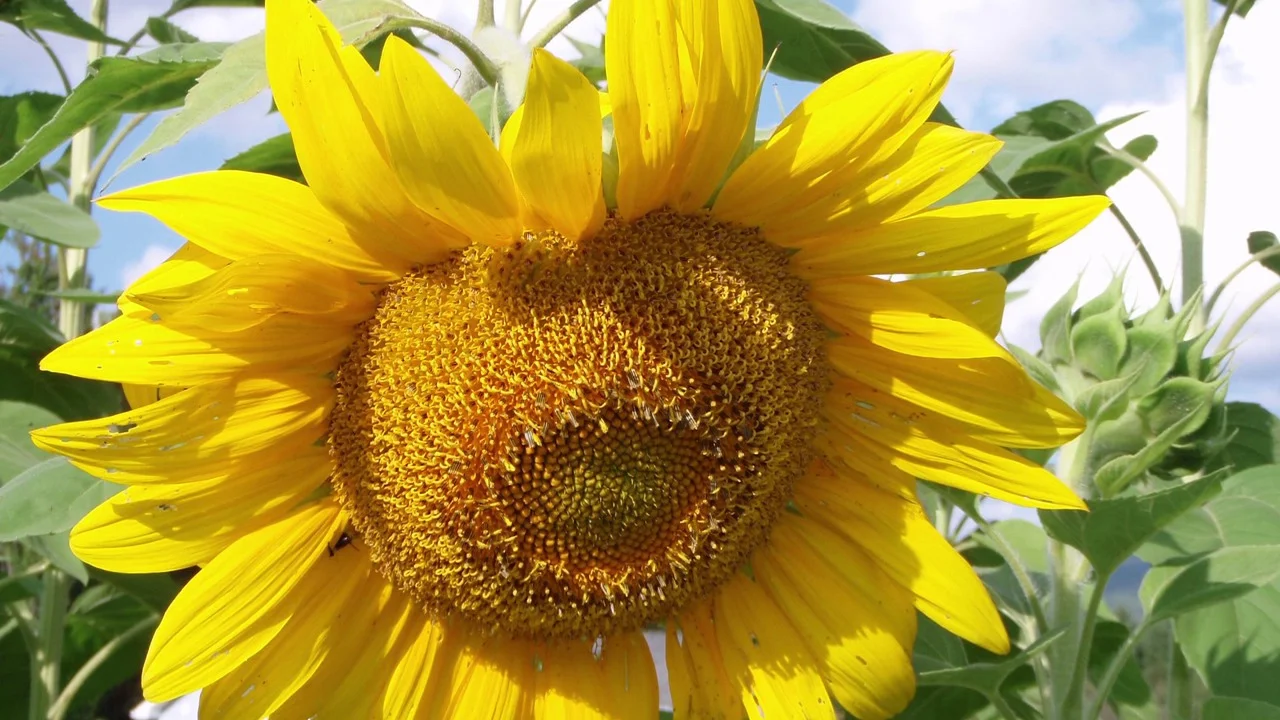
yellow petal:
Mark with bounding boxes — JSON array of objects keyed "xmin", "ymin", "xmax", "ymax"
[
  {"xmin": 533, "ymin": 640, "xmax": 609, "ymax": 718},
  {"xmin": 598, "ymin": 632, "xmax": 660, "ymax": 720},
  {"xmin": 714, "ymin": 573, "xmax": 836, "ymax": 720},
  {"xmin": 606, "ymin": 0, "xmax": 682, "ymax": 218},
  {"xmin": 70, "ymin": 450, "xmax": 331, "ymax": 572},
  {"xmin": 757, "ymin": 516, "xmax": 917, "ymax": 720},
  {"xmin": 379, "ymin": 36, "xmax": 520, "ymax": 246},
  {"xmin": 142, "ymin": 499, "xmax": 346, "ymax": 701},
  {"xmin": 715, "ymin": 51, "xmax": 953, "ymax": 229},
  {"xmin": 125, "ymin": 254, "xmax": 375, "ymax": 334},
  {"xmin": 377, "ymin": 615, "xmax": 448, "ymax": 720},
  {"xmin": 424, "ymin": 631, "xmax": 533, "ymax": 719},
  {"xmin": 794, "ymin": 459, "xmax": 1009, "ymax": 654},
  {"xmin": 792, "ymin": 196, "xmax": 1111, "ymax": 276},
  {"xmin": 822, "ymin": 398, "xmax": 1086, "ymax": 510},
  {"xmin": 758, "ymin": 124, "xmax": 1002, "ymax": 246},
  {"xmin": 667, "ymin": 0, "xmax": 763, "ymax": 211},
  {"xmin": 264, "ymin": 0, "xmax": 461, "ymax": 262},
  {"xmin": 810, "ymin": 275, "xmax": 1011, "ymax": 360},
  {"xmin": 902, "ymin": 272, "xmax": 1007, "ymax": 337},
  {"xmin": 39, "ymin": 311, "xmax": 352, "ymax": 386},
  {"xmin": 827, "ymin": 339, "xmax": 1084, "ymax": 448},
  {"xmin": 197, "ymin": 547, "xmax": 368, "ymax": 719},
  {"xmin": 510, "ymin": 49, "xmax": 606, "ymax": 241},
  {"xmin": 269, "ymin": 578, "xmax": 413, "ymax": 720},
  {"xmin": 667, "ymin": 599, "xmax": 741, "ymax": 720},
  {"xmin": 98, "ymin": 171, "xmax": 405, "ymax": 283},
  {"xmin": 32, "ymin": 375, "xmax": 332, "ymax": 483}
]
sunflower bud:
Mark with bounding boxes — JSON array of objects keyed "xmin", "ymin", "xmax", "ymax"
[{"xmin": 1032, "ymin": 279, "xmax": 1228, "ymax": 496}]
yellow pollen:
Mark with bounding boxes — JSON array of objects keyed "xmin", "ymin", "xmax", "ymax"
[{"xmin": 329, "ymin": 210, "xmax": 828, "ymax": 639}]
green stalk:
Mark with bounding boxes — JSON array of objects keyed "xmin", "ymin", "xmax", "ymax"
[
  {"xmin": 1045, "ymin": 431, "xmax": 1093, "ymax": 719},
  {"xmin": 528, "ymin": 0, "xmax": 604, "ymax": 49},
  {"xmin": 58, "ymin": 0, "xmax": 108, "ymax": 341},
  {"xmin": 1060, "ymin": 572, "xmax": 1111, "ymax": 720},
  {"xmin": 1086, "ymin": 620, "xmax": 1149, "ymax": 720},
  {"xmin": 28, "ymin": 572, "xmax": 73, "ymax": 720},
  {"xmin": 1180, "ymin": 0, "xmax": 1210, "ymax": 335}
]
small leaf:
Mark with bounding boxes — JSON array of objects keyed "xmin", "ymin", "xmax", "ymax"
[
  {"xmin": 1039, "ymin": 469, "xmax": 1225, "ymax": 576},
  {"xmin": 0, "ymin": 179, "xmax": 99, "ymax": 248},
  {"xmin": 1039, "ymin": 279, "xmax": 1079, "ymax": 364},
  {"xmin": 1094, "ymin": 381, "xmax": 1220, "ymax": 497},
  {"xmin": 146, "ymin": 16, "xmax": 200, "ymax": 44},
  {"xmin": 1213, "ymin": 0, "xmax": 1258, "ymax": 17},
  {"xmin": 1118, "ymin": 325, "xmax": 1178, "ymax": 396},
  {"xmin": 1070, "ymin": 306, "xmax": 1127, "ymax": 380},
  {"xmin": 0, "ymin": 44, "xmax": 227, "ymax": 191},
  {"xmin": 0, "ymin": 457, "xmax": 121, "ymax": 541},
  {"xmin": 1008, "ymin": 344, "xmax": 1060, "ymax": 392},
  {"xmin": 1246, "ymin": 231, "xmax": 1280, "ymax": 276},
  {"xmin": 1090, "ymin": 134, "xmax": 1157, "ymax": 190},
  {"xmin": 753, "ymin": 0, "xmax": 889, "ymax": 83},
  {"xmin": 0, "ymin": 0, "xmax": 122, "ymax": 44},
  {"xmin": 219, "ymin": 132, "xmax": 302, "ymax": 182},
  {"xmin": 992, "ymin": 100, "xmax": 1098, "ymax": 140},
  {"xmin": 1136, "ymin": 376, "xmax": 1218, "ymax": 438}
]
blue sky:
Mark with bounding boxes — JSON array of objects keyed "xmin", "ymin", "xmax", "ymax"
[{"xmin": 3, "ymin": 0, "xmax": 1277, "ymax": 417}]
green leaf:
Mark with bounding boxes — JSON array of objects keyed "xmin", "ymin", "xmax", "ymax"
[
  {"xmin": 1210, "ymin": 402, "xmax": 1280, "ymax": 472},
  {"xmin": 22, "ymin": 531, "xmax": 87, "ymax": 581},
  {"xmin": 1142, "ymin": 545, "xmax": 1280, "ymax": 623},
  {"xmin": 89, "ymin": 568, "xmax": 180, "ymax": 613},
  {"xmin": 1071, "ymin": 306, "xmax": 1127, "ymax": 380},
  {"xmin": 753, "ymin": 0, "xmax": 889, "ymax": 83},
  {"xmin": 0, "ymin": 179, "xmax": 99, "ymax": 248},
  {"xmin": 0, "ymin": 91, "xmax": 63, "ymax": 164},
  {"xmin": 1246, "ymin": 231, "xmax": 1280, "ymax": 276},
  {"xmin": 1213, "ymin": 0, "xmax": 1258, "ymax": 18},
  {"xmin": 0, "ymin": 0, "xmax": 121, "ymax": 44},
  {"xmin": 992, "ymin": 100, "xmax": 1098, "ymax": 139},
  {"xmin": 1040, "ymin": 279, "xmax": 1080, "ymax": 365},
  {"xmin": 0, "ymin": 400, "xmax": 60, "ymax": 482},
  {"xmin": 1087, "ymin": 620, "xmax": 1151, "ymax": 707},
  {"xmin": 0, "ymin": 300, "xmax": 123, "ymax": 420},
  {"xmin": 219, "ymin": 132, "xmax": 302, "ymax": 182},
  {"xmin": 0, "ymin": 457, "xmax": 120, "ymax": 542},
  {"xmin": 146, "ymin": 15, "xmax": 200, "ymax": 44},
  {"xmin": 939, "ymin": 135, "xmax": 1053, "ymax": 207},
  {"xmin": 1091, "ymin": 134, "xmax": 1157, "ymax": 190},
  {"xmin": 112, "ymin": 0, "xmax": 425, "ymax": 181},
  {"xmin": 918, "ymin": 627, "xmax": 1064, "ymax": 694},
  {"xmin": 1117, "ymin": 324, "xmax": 1178, "ymax": 396},
  {"xmin": 567, "ymin": 37, "xmax": 605, "ymax": 85},
  {"xmin": 0, "ymin": 44, "xmax": 227, "ymax": 192},
  {"xmin": 1008, "ymin": 344, "xmax": 1060, "ymax": 392},
  {"xmin": 1039, "ymin": 470, "xmax": 1224, "ymax": 576},
  {"xmin": 1204, "ymin": 698, "xmax": 1280, "ymax": 720},
  {"xmin": 1140, "ymin": 466, "xmax": 1280, "ymax": 707},
  {"xmin": 1094, "ymin": 379, "xmax": 1221, "ymax": 497}
]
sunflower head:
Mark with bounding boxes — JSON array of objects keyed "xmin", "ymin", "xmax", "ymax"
[{"xmin": 32, "ymin": 0, "xmax": 1107, "ymax": 717}]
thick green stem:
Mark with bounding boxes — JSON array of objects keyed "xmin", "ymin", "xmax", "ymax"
[
  {"xmin": 1061, "ymin": 573, "xmax": 1111, "ymax": 720},
  {"xmin": 28, "ymin": 572, "xmax": 72, "ymax": 720},
  {"xmin": 1180, "ymin": 0, "xmax": 1216, "ymax": 335},
  {"xmin": 1047, "ymin": 431, "xmax": 1094, "ymax": 719},
  {"xmin": 58, "ymin": 0, "xmax": 108, "ymax": 341}
]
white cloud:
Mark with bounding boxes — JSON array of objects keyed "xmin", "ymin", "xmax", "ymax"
[
  {"xmin": 1001, "ymin": 0, "xmax": 1280, "ymax": 409},
  {"xmin": 853, "ymin": 0, "xmax": 1180, "ymax": 126},
  {"xmin": 119, "ymin": 244, "xmax": 177, "ymax": 290}
]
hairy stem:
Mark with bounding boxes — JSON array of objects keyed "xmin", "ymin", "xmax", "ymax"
[
  {"xmin": 528, "ymin": 0, "xmax": 604, "ymax": 49},
  {"xmin": 28, "ymin": 572, "xmax": 72, "ymax": 720},
  {"xmin": 1061, "ymin": 573, "xmax": 1111, "ymax": 720},
  {"xmin": 1109, "ymin": 204, "xmax": 1164, "ymax": 294}
]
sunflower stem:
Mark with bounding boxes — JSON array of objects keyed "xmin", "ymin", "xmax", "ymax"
[
  {"xmin": 1046, "ymin": 430, "xmax": 1094, "ymax": 720},
  {"xmin": 1060, "ymin": 571, "xmax": 1111, "ymax": 720},
  {"xmin": 28, "ymin": 571, "xmax": 72, "ymax": 720},
  {"xmin": 395, "ymin": 17, "xmax": 502, "ymax": 87},
  {"xmin": 527, "ymin": 0, "xmax": 603, "ymax": 49}
]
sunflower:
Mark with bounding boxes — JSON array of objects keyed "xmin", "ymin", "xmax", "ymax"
[{"xmin": 34, "ymin": 0, "xmax": 1104, "ymax": 717}]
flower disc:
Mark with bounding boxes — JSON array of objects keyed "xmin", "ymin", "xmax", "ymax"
[{"xmin": 329, "ymin": 210, "xmax": 829, "ymax": 638}]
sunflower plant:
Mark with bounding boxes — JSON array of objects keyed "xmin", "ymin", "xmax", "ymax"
[{"xmin": 0, "ymin": 0, "xmax": 1277, "ymax": 719}]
